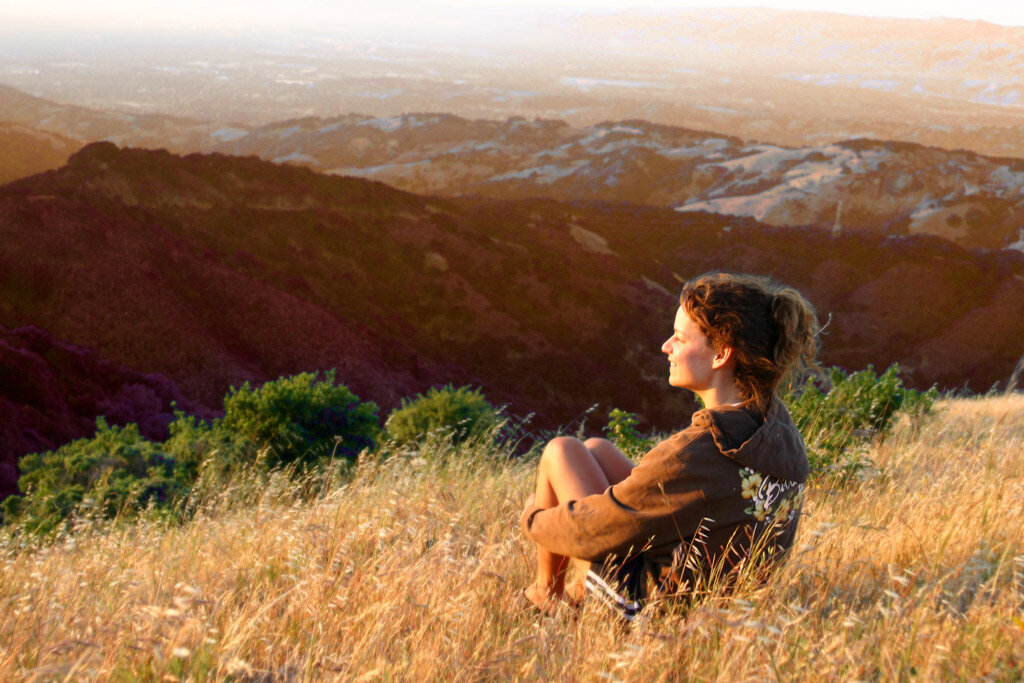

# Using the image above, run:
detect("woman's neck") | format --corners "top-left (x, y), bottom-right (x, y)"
top-left (695, 378), bottom-right (743, 410)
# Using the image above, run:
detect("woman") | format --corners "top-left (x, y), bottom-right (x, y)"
top-left (520, 272), bottom-right (820, 618)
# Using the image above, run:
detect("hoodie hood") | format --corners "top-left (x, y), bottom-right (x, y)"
top-left (692, 399), bottom-right (809, 483)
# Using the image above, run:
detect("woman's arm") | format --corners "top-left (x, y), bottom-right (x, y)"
top-left (521, 431), bottom-right (710, 562)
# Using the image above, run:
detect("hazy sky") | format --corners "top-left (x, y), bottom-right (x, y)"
top-left (3, 0), bottom-right (1023, 32)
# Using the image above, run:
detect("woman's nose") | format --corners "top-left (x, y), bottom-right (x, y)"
top-left (661, 338), bottom-right (672, 354)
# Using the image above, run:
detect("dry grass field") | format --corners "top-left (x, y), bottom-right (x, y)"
top-left (1, 394), bottom-right (1022, 680)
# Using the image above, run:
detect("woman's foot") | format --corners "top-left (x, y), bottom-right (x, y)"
top-left (564, 578), bottom-right (586, 608)
top-left (523, 583), bottom-right (560, 615)
top-left (522, 582), bottom-right (583, 615)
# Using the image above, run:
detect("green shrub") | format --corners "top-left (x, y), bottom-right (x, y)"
top-left (161, 409), bottom-right (232, 485)
top-left (384, 384), bottom-right (499, 446)
top-left (784, 363), bottom-right (937, 480)
top-left (602, 408), bottom-right (652, 458)
top-left (1, 371), bottom-right (379, 534)
top-left (217, 370), bottom-right (379, 468)
top-left (1, 418), bottom-right (189, 534)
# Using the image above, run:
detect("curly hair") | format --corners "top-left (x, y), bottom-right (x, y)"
top-left (680, 272), bottom-right (820, 417)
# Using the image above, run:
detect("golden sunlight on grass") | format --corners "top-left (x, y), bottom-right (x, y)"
top-left (1, 395), bottom-right (1022, 680)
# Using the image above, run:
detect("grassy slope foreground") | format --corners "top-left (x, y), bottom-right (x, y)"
top-left (0, 394), bottom-right (1022, 680)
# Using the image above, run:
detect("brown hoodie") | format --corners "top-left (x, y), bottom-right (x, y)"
top-left (520, 399), bottom-right (808, 591)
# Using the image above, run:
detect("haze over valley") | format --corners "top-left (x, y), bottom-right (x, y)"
top-left (5, 9), bottom-right (1024, 157)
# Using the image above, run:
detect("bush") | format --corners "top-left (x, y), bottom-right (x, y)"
top-left (1, 371), bottom-right (380, 534)
top-left (217, 370), bottom-right (379, 469)
top-left (602, 408), bottom-right (652, 458)
top-left (784, 363), bottom-right (937, 479)
top-left (1, 418), bottom-right (189, 534)
top-left (384, 385), bottom-right (499, 446)
top-left (161, 409), bottom-right (228, 483)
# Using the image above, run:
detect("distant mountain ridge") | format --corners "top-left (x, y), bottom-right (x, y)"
top-left (215, 114), bottom-right (1024, 251)
top-left (4, 82), bottom-right (1024, 251)
top-left (2, 143), bottom-right (1022, 486)
top-left (0, 84), bottom-right (236, 155)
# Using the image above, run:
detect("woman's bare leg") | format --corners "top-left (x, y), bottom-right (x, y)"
top-left (527, 436), bottom-right (634, 608)
top-left (582, 437), bottom-right (637, 485)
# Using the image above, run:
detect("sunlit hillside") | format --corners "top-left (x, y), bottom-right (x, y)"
top-left (0, 122), bottom-right (81, 184)
top-left (1, 393), bottom-right (1021, 679)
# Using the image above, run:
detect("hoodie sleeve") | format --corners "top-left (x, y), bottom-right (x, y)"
top-left (520, 429), bottom-right (711, 563)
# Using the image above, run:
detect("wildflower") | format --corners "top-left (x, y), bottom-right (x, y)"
top-left (226, 658), bottom-right (256, 676)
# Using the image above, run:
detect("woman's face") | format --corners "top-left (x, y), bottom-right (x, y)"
top-left (661, 306), bottom-right (718, 391)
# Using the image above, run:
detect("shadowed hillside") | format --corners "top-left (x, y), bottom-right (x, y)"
top-left (2, 142), bottom-right (1022, 481)
top-left (0, 324), bottom-right (208, 499)
top-left (0, 142), bottom-right (685, 438)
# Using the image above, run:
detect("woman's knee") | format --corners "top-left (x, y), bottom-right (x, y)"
top-left (542, 437), bottom-right (621, 471)
top-left (540, 436), bottom-right (588, 467)
top-left (539, 435), bottom-right (610, 498)
top-left (540, 436), bottom-right (614, 484)
top-left (582, 437), bottom-right (635, 484)
top-left (583, 437), bottom-right (613, 451)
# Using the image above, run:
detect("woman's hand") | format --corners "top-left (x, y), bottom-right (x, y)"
top-left (520, 493), bottom-right (538, 534)
top-left (522, 493), bottom-right (536, 515)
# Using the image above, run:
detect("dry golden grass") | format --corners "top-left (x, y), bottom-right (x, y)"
top-left (1, 395), bottom-right (1023, 681)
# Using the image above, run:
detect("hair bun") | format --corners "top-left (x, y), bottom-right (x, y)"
top-left (681, 273), bottom-right (820, 417)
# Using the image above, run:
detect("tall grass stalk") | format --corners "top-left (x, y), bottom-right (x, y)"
top-left (1, 395), bottom-right (1022, 679)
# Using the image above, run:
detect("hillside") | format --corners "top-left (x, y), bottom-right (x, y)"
top-left (0, 394), bottom-right (1020, 678)
top-left (6, 77), bottom-right (1024, 251)
top-left (0, 121), bottom-right (82, 184)
top-left (0, 325), bottom-right (207, 499)
top-left (0, 143), bottom-right (686, 440)
top-left (2, 143), bottom-right (1022, 482)
top-left (216, 115), bottom-right (1024, 250)
top-left (0, 84), bottom-right (233, 155)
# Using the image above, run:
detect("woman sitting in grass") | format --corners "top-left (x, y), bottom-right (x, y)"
top-left (520, 272), bottom-right (820, 618)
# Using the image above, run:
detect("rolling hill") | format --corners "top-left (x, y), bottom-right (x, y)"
top-left (6, 79), bottom-right (1024, 252)
top-left (2, 142), bottom-right (1022, 493)
top-left (0, 84), bottom-right (234, 156)
top-left (0, 121), bottom-right (82, 184)
top-left (214, 114), bottom-right (1024, 251)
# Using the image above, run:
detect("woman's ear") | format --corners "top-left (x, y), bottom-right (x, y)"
top-left (711, 346), bottom-right (734, 369)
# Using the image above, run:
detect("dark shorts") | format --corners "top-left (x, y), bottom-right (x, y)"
top-left (584, 553), bottom-right (647, 621)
